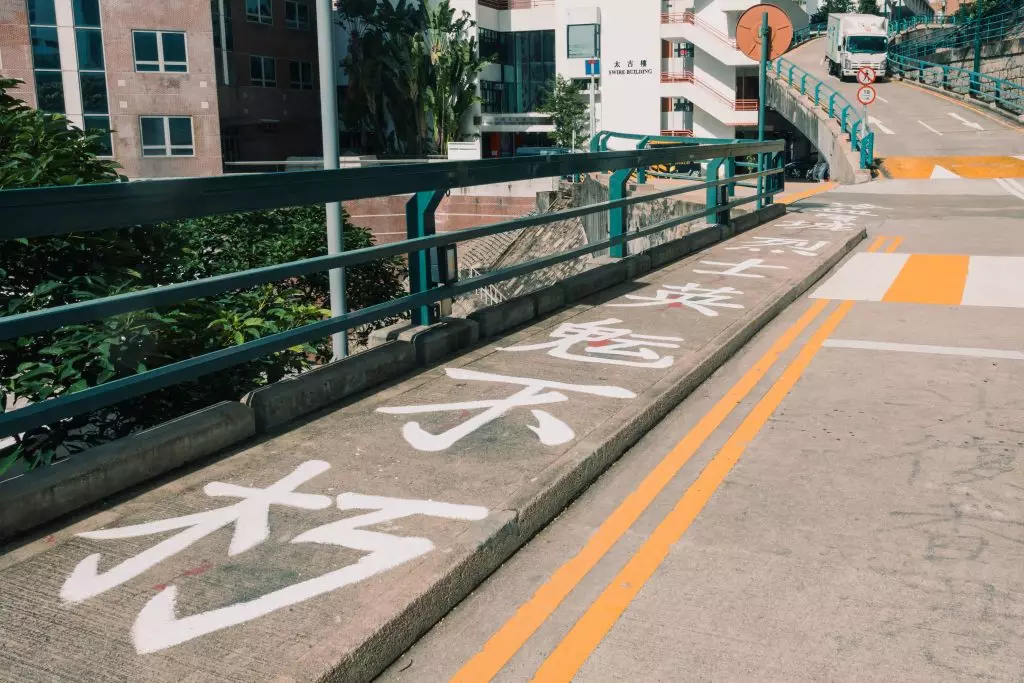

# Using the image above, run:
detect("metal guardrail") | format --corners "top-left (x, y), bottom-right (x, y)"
top-left (791, 22), bottom-right (825, 49)
top-left (889, 53), bottom-right (1024, 115)
top-left (890, 3), bottom-right (1024, 61)
top-left (771, 57), bottom-right (876, 170)
top-left (888, 14), bottom-right (961, 36)
top-left (0, 138), bottom-right (785, 439)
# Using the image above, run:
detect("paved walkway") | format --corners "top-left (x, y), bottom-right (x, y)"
top-left (0, 209), bottom-right (865, 682)
top-left (380, 179), bottom-right (1024, 682)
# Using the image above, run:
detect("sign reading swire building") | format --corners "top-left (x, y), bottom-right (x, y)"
top-left (607, 59), bottom-right (655, 76)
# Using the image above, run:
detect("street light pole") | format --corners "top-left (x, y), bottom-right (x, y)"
top-left (316, 0), bottom-right (348, 359)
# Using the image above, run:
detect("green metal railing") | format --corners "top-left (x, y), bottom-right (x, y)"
top-left (888, 14), bottom-right (961, 36)
top-left (0, 139), bottom-right (785, 440)
top-left (890, 2), bottom-right (1024, 61)
top-left (889, 52), bottom-right (1024, 115)
top-left (792, 22), bottom-right (826, 48)
top-left (771, 57), bottom-right (876, 170)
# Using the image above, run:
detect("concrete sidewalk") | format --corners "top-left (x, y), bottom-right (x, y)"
top-left (0, 208), bottom-right (868, 683)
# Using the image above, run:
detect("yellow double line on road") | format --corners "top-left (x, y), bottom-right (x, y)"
top-left (453, 235), bottom-right (897, 683)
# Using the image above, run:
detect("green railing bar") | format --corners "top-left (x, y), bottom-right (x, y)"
top-left (0, 183), bottom-right (779, 439)
top-left (0, 141), bottom-right (782, 238)
top-left (0, 168), bottom-right (777, 340)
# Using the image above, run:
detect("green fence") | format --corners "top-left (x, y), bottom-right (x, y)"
top-left (889, 52), bottom-right (1024, 115)
top-left (0, 139), bottom-right (785, 442)
top-left (771, 58), bottom-right (876, 170)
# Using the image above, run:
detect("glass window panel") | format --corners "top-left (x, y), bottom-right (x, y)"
top-left (76, 28), bottom-right (104, 70)
top-left (134, 32), bottom-right (159, 62)
top-left (567, 25), bottom-right (597, 59)
top-left (171, 147), bottom-right (193, 156)
top-left (263, 57), bottom-right (275, 83)
top-left (165, 63), bottom-right (188, 73)
top-left (34, 70), bottom-right (65, 113)
top-left (79, 72), bottom-right (108, 113)
top-left (250, 55), bottom-right (262, 80)
top-left (162, 33), bottom-right (187, 64)
top-left (142, 147), bottom-right (165, 157)
top-left (285, 1), bottom-right (296, 21)
top-left (289, 61), bottom-right (299, 82)
top-left (28, 0), bottom-right (57, 25)
top-left (137, 63), bottom-right (160, 72)
top-left (84, 115), bottom-right (112, 156)
top-left (298, 4), bottom-right (309, 24)
top-left (73, 0), bottom-right (101, 27)
top-left (168, 117), bottom-right (193, 146)
top-left (141, 117), bottom-right (165, 146)
top-left (30, 26), bottom-right (60, 70)
top-left (259, 1), bottom-right (271, 22)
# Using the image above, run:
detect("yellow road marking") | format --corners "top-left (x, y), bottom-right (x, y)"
top-left (531, 300), bottom-right (858, 681)
top-left (880, 156), bottom-right (1024, 179)
top-left (882, 253), bottom-right (969, 305)
top-left (452, 235), bottom-right (891, 682)
top-left (776, 182), bottom-right (839, 205)
top-left (885, 236), bottom-right (904, 253)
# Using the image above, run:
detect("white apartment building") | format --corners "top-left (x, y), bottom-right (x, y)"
top-left (451, 0), bottom-right (809, 156)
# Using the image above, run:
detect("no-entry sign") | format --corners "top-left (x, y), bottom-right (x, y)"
top-left (857, 85), bottom-right (877, 106)
top-left (857, 66), bottom-right (876, 85)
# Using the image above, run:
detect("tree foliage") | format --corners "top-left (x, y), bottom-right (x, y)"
top-left (810, 0), bottom-right (854, 23)
top-left (539, 75), bottom-right (590, 149)
top-left (856, 0), bottom-right (880, 14)
top-left (336, 0), bottom-right (485, 155)
top-left (0, 78), bottom-right (406, 475)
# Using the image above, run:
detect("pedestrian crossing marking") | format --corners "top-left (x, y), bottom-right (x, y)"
top-left (881, 254), bottom-right (969, 305)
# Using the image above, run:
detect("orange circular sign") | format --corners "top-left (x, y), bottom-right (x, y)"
top-left (736, 4), bottom-right (794, 61)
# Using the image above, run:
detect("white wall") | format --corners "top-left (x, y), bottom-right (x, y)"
top-left (693, 107), bottom-right (735, 138)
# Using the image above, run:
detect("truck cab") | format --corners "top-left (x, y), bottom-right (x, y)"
top-left (825, 14), bottom-right (889, 80)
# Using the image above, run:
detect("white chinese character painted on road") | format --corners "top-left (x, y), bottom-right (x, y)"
top-left (496, 318), bottom-right (683, 369)
top-left (692, 258), bottom-right (789, 279)
top-left (779, 217), bottom-right (858, 232)
top-left (609, 283), bottom-right (744, 317)
top-left (376, 368), bottom-right (636, 452)
top-left (725, 237), bottom-right (829, 257)
top-left (819, 202), bottom-right (881, 215)
top-left (60, 460), bottom-right (489, 654)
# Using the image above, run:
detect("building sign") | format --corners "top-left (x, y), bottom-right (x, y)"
top-left (607, 59), bottom-right (654, 76)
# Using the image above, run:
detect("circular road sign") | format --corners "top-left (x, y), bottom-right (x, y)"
top-left (857, 85), bottom-right (877, 106)
top-left (857, 66), bottom-right (876, 85)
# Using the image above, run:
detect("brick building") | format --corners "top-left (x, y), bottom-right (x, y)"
top-left (0, 0), bottom-right (324, 178)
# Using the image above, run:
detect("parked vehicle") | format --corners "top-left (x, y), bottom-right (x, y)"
top-left (825, 14), bottom-right (888, 81)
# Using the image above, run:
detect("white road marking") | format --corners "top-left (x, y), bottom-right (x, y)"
top-left (875, 95), bottom-right (888, 103)
top-left (930, 164), bottom-right (960, 179)
top-left (917, 120), bottom-right (943, 136)
top-left (961, 255), bottom-right (1024, 308)
top-left (995, 178), bottom-right (1024, 202)
top-left (868, 116), bottom-right (894, 134)
top-left (810, 252), bottom-right (909, 301)
top-left (947, 111), bottom-right (984, 130)
top-left (823, 339), bottom-right (1024, 360)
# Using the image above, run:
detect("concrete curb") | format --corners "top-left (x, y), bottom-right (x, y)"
top-left (318, 225), bottom-right (867, 683)
top-left (0, 402), bottom-right (255, 542)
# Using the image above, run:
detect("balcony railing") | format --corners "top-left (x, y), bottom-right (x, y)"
top-left (661, 10), bottom-right (737, 48)
top-left (660, 58), bottom-right (694, 83)
top-left (659, 130), bottom-right (694, 137)
top-left (660, 67), bottom-right (758, 112)
top-left (477, 0), bottom-right (555, 9)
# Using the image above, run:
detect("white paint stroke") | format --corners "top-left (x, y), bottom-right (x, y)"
top-left (930, 164), bottom-right (960, 179)
top-left (823, 339), bottom-right (1024, 360)
top-left (962, 255), bottom-right (1024, 308)
top-left (692, 258), bottom-right (789, 279)
top-left (131, 494), bottom-right (489, 653)
top-left (810, 252), bottom-right (909, 301)
top-left (947, 112), bottom-right (984, 130)
top-left (995, 178), bottom-right (1024, 202)
top-left (875, 95), bottom-right (889, 103)
top-left (496, 318), bottom-right (682, 369)
top-left (917, 120), bottom-right (943, 136)
top-left (868, 116), bottom-right (894, 134)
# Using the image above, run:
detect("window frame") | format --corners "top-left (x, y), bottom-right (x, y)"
top-left (288, 60), bottom-right (314, 90)
top-left (250, 55), bottom-right (277, 87)
top-left (140, 115), bottom-right (195, 157)
top-left (132, 30), bottom-right (189, 73)
top-left (566, 23), bottom-right (600, 59)
top-left (245, 0), bottom-right (273, 25)
top-left (285, 0), bottom-right (311, 30)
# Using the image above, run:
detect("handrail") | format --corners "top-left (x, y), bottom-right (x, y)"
top-left (890, 2), bottom-right (1024, 60)
top-left (661, 10), bottom-right (737, 48)
top-left (888, 53), bottom-right (1024, 116)
top-left (770, 57), bottom-right (875, 170)
top-left (791, 22), bottom-right (826, 48)
top-left (659, 66), bottom-right (759, 112)
top-left (0, 138), bottom-right (785, 440)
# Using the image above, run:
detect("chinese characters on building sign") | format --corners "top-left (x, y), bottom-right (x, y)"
top-left (608, 58), bottom-right (654, 76)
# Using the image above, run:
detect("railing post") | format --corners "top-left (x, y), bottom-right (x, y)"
top-left (851, 120), bottom-right (861, 150)
top-left (773, 150), bottom-right (785, 199)
top-left (829, 92), bottom-right (837, 119)
top-left (726, 156), bottom-right (737, 197)
top-left (636, 136), bottom-right (652, 185)
top-left (608, 168), bottom-right (632, 258)
top-left (860, 132), bottom-right (874, 169)
top-left (788, 64), bottom-right (795, 85)
top-left (814, 81), bottom-right (822, 106)
top-left (841, 105), bottom-right (849, 133)
top-left (405, 189), bottom-right (446, 326)
top-left (800, 73), bottom-right (808, 95)
top-left (706, 158), bottom-right (729, 226)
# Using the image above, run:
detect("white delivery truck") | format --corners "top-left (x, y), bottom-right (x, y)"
top-left (825, 14), bottom-right (888, 80)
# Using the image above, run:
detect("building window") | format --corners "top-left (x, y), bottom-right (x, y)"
top-left (211, 0), bottom-right (234, 50)
top-left (289, 60), bottom-right (313, 89)
top-left (246, 0), bottom-right (272, 24)
top-left (27, 0), bottom-right (57, 25)
top-left (28, 2), bottom-right (64, 113)
top-left (567, 24), bottom-right (599, 59)
top-left (140, 116), bottom-right (195, 156)
top-left (72, 0), bottom-right (100, 27)
top-left (133, 31), bottom-right (188, 72)
top-left (250, 55), bottom-right (276, 86)
top-left (285, 1), bottom-right (310, 30)
top-left (76, 28), bottom-right (104, 70)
